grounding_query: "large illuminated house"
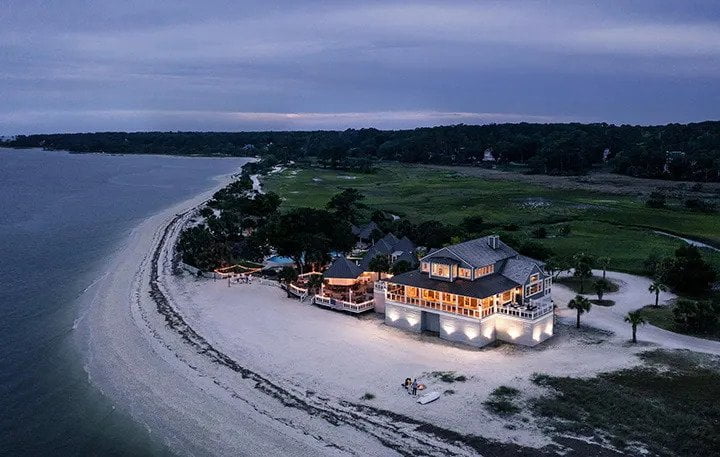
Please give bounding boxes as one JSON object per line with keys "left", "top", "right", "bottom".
{"left": 383, "top": 235, "right": 554, "bottom": 347}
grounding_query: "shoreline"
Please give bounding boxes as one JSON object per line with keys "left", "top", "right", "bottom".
{"left": 75, "top": 163, "right": 667, "bottom": 457}
{"left": 76, "top": 166, "right": 561, "bottom": 456}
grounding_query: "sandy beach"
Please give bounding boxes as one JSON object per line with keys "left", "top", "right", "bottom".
{"left": 76, "top": 171, "right": 720, "bottom": 456}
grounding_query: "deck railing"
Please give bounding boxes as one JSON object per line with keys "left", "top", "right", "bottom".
{"left": 313, "top": 295, "right": 375, "bottom": 313}
{"left": 288, "top": 283, "right": 308, "bottom": 300}
{"left": 387, "top": 293, "right": 553, "bottom": 321}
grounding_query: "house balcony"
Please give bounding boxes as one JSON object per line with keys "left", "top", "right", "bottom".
{"left": 313, "top": 294, "right": 375, "bottom": 313}
{"left": 495, "top": 299, "right": 553, "bottom": 320}
{"left": 386, "top": 292, "right": 553, "bottom": 321}
{"left": 287, "top": 283, "right": 309, "bottom": 299}
{"left": 386, "top": 293, "right": 495, "bottom": 319}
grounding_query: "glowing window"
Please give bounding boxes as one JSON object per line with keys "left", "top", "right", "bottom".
{"left": 431, "top": 263, "right": 450, "bottom": 278}
{"left": 475, "top": 265, "right": 495, "bottom": 277}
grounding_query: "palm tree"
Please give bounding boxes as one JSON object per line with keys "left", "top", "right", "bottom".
{"left": 594, "top": 279, "right": 609, "bottom": 302}
{"left": 572, "top": 252, "right": 594, "bottom": 294}
{"left": 624, "top": 311, "right": 646, "bottom": 343}
{"left": 598, "top": 257, "right": 611, "bottom": 280}
{"left": 306, "top": 274, "right": 323, "bottom": 295}
{"left": 648, "top": 280, "right": 668, "bottom": 307}
{"left": 278, "top": 266, "right": 299, "bottom": 298}
{"left": 567, "top": 295, "right": 592, "bottom": 329}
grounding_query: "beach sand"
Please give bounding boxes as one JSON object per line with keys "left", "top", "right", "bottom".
{"left": 76, "top": 172, "right": 718, "bottom": 456}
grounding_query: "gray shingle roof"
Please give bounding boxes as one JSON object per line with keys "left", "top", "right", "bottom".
{"left": 421, "top": 236, "right": 518, "bottom": 268}
{"left": 359, "top": 243, "right": 391, "bottom": 270}
{"left": 379, "top": 232, "right": 400, "bottom": 246}
{"left": 359, "top": 233, "right": 418, "bottom": 271}
{"left": 389, "top": 270, "right": 520, "bottom": 299}
{"left": 324, "top": 256, "right": 363, "bottom": 279}
{"left": 499, "top": 256, "right": 543, "bottom": 284}
{"left": 392, "top": 251, "right": 418, "bottom": 268}
{"left": 393, "top": 236, "right": 416, "bottom": 253}
{"left": 356, "top": 222, "right": 379, "bottom": 240}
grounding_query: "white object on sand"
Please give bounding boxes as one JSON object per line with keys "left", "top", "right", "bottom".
{"left": 417, "top": 391, "right": 440, "bottom": 405}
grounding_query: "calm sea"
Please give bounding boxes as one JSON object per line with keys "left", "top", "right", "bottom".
{"left": 0, "top": 148, "right": 247, "bottom": 455}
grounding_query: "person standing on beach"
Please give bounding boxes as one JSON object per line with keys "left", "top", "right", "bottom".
{"left": 411, "top": 379, "right": 418, "bottom": 396}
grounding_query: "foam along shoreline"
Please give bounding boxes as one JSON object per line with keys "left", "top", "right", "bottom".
{"left": 74, "top": 167, "right": 330, "bottom": 456}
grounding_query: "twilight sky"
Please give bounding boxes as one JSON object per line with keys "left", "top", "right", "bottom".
{"left": 1, "top": 0, "right": 719, "bottom": 134}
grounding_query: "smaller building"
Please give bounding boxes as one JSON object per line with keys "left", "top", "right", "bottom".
{"left": 351, "top": 221, "right": 380, "bottom": 248}
{"left": 313, "top": 257, "right": 375, "bottom": 313}
{"left": 482, "top": 148, "right": 496, "bottom": 162}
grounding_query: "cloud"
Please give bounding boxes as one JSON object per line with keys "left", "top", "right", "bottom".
{"left": 1, "top": 1, "right": 718, "bottom": 133}
{"left": 0, "top": 109, "right": 581, "bottom": 134}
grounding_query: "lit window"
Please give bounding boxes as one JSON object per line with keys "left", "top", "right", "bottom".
{"left": 431, "top": 263, "right": 450, "bottom": 278}
{"left": 475, "top": 265, "right": 495, "bottom": 277}
{"left": 458, "top": 267, "right": 471, "bottom": 279}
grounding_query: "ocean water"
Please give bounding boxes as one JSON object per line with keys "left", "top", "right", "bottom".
{"left": 0, "top": 148, "right": 247, "bottom": 455}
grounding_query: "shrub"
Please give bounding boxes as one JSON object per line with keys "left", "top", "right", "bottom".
{"left": 684, "top": 198, "right": 716, "bottom": 213}
{"left": 518, "top": 241, "right": 554, "bottom": 261}
{"left": 484, "top": 385, "right": 522, "bottom": 415}
{"left": 492, "top": 386, "right": 520, "bottom": 397}
{"left": 361, "top": 392, "right": 376, "bottom": 400}
{"left": 673, "top": 299, "right": 720, "bottom": 334}
{"left": 645, "top": 191, "right": 666, "bottom": 208}
{"left": 485, "top": 398, "right": 521, "bottom": 415}
{"left": 533, "top": 226, "right": 548, "bottom": 239}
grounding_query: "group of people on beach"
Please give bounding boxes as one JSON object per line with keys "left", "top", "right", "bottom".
{"left": 228, "top": 274, "right": 252, "bottom": 286}
{"left": 403, "top": 377, "right": 419, "bottom": 396}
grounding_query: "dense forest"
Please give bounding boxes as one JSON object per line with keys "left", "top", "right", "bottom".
{"left": 5, "top": 121, "right": 720, "bottom": 181}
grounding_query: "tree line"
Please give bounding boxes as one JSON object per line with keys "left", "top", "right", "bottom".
{"left": 6, "top": 121, "right": 720, "bottom": 181}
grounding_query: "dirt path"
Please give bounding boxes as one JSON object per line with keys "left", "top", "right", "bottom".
{"left": 553, "top": 270, "right": 720, "bottom": 355}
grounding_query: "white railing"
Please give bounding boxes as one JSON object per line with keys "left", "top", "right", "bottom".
{"left": 288, "top": 283, "right": 308, "bottom": 300}
{"left": 313, "top": 295, "right": 374, "bottom": 313}
{"left": 495, "top": 301, "right": 553, "bottom": 320}
{"left": 386, "top": 293, "right": 553, "bottom": 321}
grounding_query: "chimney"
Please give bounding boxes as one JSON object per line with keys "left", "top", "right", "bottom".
{"left": 488, "top": 235, "right": 499, "bottom": 249}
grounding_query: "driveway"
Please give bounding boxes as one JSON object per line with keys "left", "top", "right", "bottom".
{"left": 553, "top": 269, "right": 720, "bottom": 355}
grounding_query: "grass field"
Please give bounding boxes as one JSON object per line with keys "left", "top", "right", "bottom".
{"left": 263, "top": 164, "right": 720, "bottom": 275}
{"left": 641, "top": 305, "right": 720, "bottom": 341}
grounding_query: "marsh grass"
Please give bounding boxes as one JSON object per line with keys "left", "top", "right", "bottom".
{"left": 530, "top": 350, "right": 720, "bottom": 456}
{"left": 264, "top": 164, "right": 720, "bottom": 275}
{"left": 484, "top": 386, "right": 522, "bottom": 416}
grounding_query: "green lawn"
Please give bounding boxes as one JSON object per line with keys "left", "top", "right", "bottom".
{"left": 263, "top": 164, "right": 720, "bottom": 275}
